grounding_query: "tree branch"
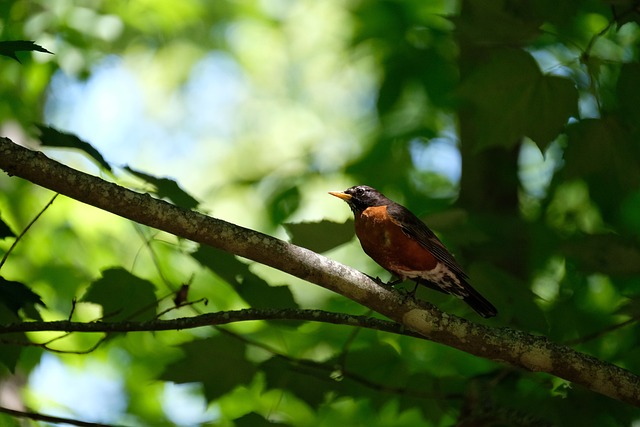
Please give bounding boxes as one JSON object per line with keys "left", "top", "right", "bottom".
{"left": 0, "top": 405, "right": 122, "bottom": 427}
{"left": 0, "top": 308, "right": 424, "bottom": 337}
{"left": 1, "top": 137, "right": 639, "bottom": 407}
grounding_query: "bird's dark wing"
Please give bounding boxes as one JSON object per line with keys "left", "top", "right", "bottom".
{"left": 386, "top": 203, "right": 468, "bottom": 279}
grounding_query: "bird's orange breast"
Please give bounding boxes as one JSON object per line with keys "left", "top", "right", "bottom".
{"left": 354, "top": 206, "right": 438, "bottom": 277}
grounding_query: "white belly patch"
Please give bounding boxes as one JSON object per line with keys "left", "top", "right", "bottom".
{"left": 397, "top": 263, "right": 466, "bottom": 299}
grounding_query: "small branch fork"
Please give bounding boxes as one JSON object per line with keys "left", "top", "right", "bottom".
{"left": 1, "top": 137, "right": 639, "bottom": 407}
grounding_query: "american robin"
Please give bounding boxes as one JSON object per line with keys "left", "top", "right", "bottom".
{"left": 329, "top": 185, "right": 497, "bottom": 318}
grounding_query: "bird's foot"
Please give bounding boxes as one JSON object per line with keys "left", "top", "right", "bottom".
{"left": 367, "top": 275, "right": 390, "bottom": 287}
{"left": 386, "top": 278, "right": 404, "bottom": 286}
{"left": 399, "top": 282, "right": 420, "bottom": 303}
{"left": 366, "top": 275, "right": 405, "bottom": 288}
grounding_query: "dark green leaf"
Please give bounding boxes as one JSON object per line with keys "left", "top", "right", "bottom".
{"left": 0, "top": 304, "right": 23, "bottom": 373}
{"left": 341, "top": 343, "right": 407, "bottom": 386}
{"left": 234, "top": 412, "right": 289, "bottom": 427}
{"left": 283, "top": 220, "right": 354, "bottom": 253}
{"left": 346, "top": 137, "right": 414, "bottom": 189}
{"left": 616, "top": 62, "right": 640, "bottom": 125}
{"left": 0, "top": 40, "right": 52, "bottom": 62}
{"left": 453, "top": 0, "right": 541, "bottom": 45}
{"left": 191, "top": 246, "right": 298, "bottom": 310}
{"left": 564, "top": 118, "right": 640, "bottom": 217}
{"left": 36, "top": 124, "right": 112, "bottom": 171}
{"left": 562, "top": 234, "right": 640, "bottom": 277}
{"left": 397, "top": 373, "right": 458, "bottom": 420}
{"left": 527, "top": 75, "right": 578, "bottom": 144}
{"left": 616, "top": 298, "right": 640, "bottom": 317}
{"left": 0, "top": 214, "right": 15, "bottom": 239}
{"left": 260, "top": 357, "right": 328, "bottom": 407}
{"left": 82, "top": 268, "right": 157, "bottom": 321}
{"left": 161, "top": 335, "right": 256, "bottom": 401}
{"left": 468, "top": 263, "right": 547, "bottom": 332}
{"left": 0, "top": 276, "right": 44, "bottom": 319}
{"left": 268, "top": 185, "right": 300, "bottom": 224}
{"left": 457, "top": 49, "right": 578, "bottom": 151}
{"left": 620, "top": 190, "right": 640, "bottom": 237}
{"left": 124, "top": 166, "right": 199, "bottom": 210}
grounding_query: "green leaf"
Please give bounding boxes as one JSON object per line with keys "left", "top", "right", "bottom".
{"left": 0, "top": 345, "right": 21, "bottom": 375}
{"left": 616, "top": 297, "right": 640, "bottom": 317}
{"left": 268, "top": 185, "right": 300, "bottom": 224}
{"left": 397, "top": 373, "right": 455, "bottom": 420}
{"left": 36, "top": 124, "right": 112, "bottom": 171}
{"left": 527, "top": 75, "right": 578, "bottom": 144}
{"left": 0, "top": 214, "right": 15, "bottom": 239}
{"left": 469, "top": 263, "right": 547, "bottom": 332}
{"left": 283, "top": 220, "right": 354, "bottom": 253}
{"left": 0, "top": 40, "right": 52, "bottom": 63}
{"left": 616, "top": 62, "right": 640, "bottom": 125}
{"left": 341, "top": 343, "right": 407, "bottom": 386}
{"left": 453, "top": 0, "right": 541, "bottom": 45}
{"left": 564, "top": 118, "right": 640, "bottom": 216}
{"left": 191, "top": 246, "right": 298, "bottom": 310}
{"left": 234, "top": 413, "right": 289, "bottom": 427}
{"left": 457, "top": 49, "right": 578, "bottom": 151}
{"left": 124, "top": 166, "right": 199, "bottom": 210}
{"left": 0, "top": 292, "right": 34, "bottom": 373}
{"left": 161, "top": 335, "right": 257, "bottom": 401}
{"left": 562, "top": 234, "right": 640, "bottom": 277}
{"left": 82, "top": 268, "right": 157, "bottom": 321}
{"left": 0, "top": 276, "right": 44, "bottom": 319}
{"left": 260, "top": 357, "right": 328, "bottom": 407}
{"left": 0, "top": 411, "right": 22, "bottom": 426}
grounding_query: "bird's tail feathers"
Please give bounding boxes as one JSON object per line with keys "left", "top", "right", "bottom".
{"left": 461, "top": 281, "right": 497, "bottom": 318}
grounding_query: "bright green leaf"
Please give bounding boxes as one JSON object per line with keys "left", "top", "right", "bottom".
{"left": 161, "top": 335, "right": 256, "bottom": 402}
{"left": 82, "top": 268, "right": 157, "bottom": 321}
{"left": 0, "top": 411, "right": 22, "bottom": 426}
{"left": 124, "top": 166, "right": 199, "bottom": 210}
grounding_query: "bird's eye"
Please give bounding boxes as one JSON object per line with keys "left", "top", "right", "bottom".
{"left": 355, "top": 187, "right": 365, "bottom": 196}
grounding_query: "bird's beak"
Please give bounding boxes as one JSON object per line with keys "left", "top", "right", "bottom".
{"left": 328, "top": 191, "right": 352, "bottom": 201}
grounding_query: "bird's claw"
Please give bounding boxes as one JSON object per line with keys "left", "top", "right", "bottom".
{"left": 366, "top": 275, "right": 389, "bottom": 286}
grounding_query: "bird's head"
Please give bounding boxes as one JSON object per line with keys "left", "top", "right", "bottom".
{"left": 329, "top": 185, "right": 391, "bottom": 214}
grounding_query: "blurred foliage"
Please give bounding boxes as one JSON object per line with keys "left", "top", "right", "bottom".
{"left": 1, "top": 0, "right": 640, "bottom": 425}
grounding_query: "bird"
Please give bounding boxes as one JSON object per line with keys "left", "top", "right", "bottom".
{"left": 329, "top": 185, "right": 497, "bottom": 318}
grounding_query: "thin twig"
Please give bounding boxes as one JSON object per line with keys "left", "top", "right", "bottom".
{"left": 564, "top": 314, "right": 640, "bottom": 346}
{"left": 0, "top": 405, "right": 124, "bottom": 427}
{"left": 0, "top": 193, "right": 58, "bottom": 270}
{"left": 0, "top": 308, "right": 423, "bottom": 337}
